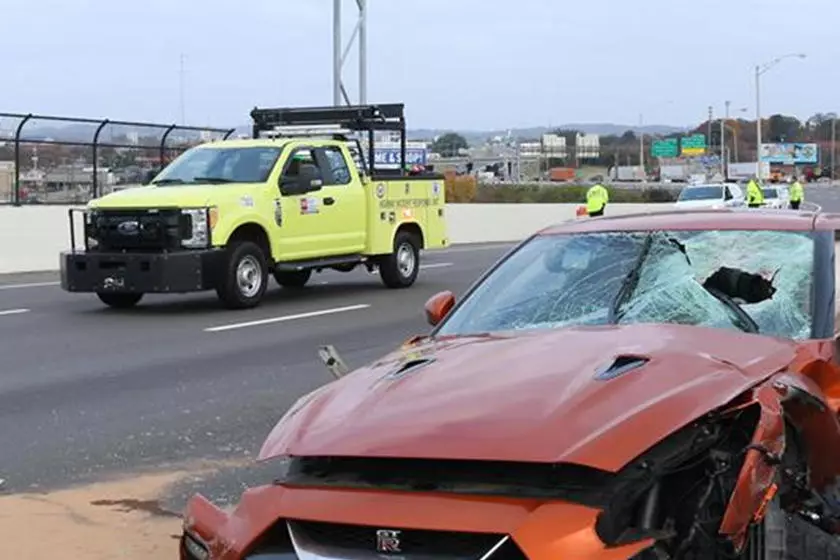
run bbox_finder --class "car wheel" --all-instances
[273,269,312,289]
[96,292,143,309]
[216,241,269,309]
[379,231,420,289]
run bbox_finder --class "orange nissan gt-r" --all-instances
[182,208,840,559]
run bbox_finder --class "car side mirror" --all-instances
[424,290,455,326]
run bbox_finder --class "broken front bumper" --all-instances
[180,485,653,560]
[60,249,226,294]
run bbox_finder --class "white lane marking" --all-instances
[204,304,371,333]
[426,243,514,255]
[420,262,453,270]
[0,308,29,317]
[0,281,59,291]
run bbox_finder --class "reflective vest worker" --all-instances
[789,179,804,210]
[586,184,609,217]
[746,178,764,208]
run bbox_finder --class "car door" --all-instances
[311,145,366,254]
[269,145,331,261]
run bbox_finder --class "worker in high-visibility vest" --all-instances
[746,177,764,208]
[586,183,609,217]
[789,177,804,210]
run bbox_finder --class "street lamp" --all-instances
[754,53,806,180]
[720,102,748,173]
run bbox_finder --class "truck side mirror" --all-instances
[280,164,323,196]
[143,170,158,185]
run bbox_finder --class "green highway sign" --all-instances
[681,134,706,156]
[651,138,679,158]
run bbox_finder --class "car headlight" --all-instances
[85,210,100,249]
[181,207,217,249]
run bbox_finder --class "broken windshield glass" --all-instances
[436,230,814,340]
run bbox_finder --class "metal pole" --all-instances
[332,0,342,105]
[358,0,367,104]
[832,117,836,183]
[755,65,763,181]
[179,54,186,125]
[721,101,729,177]
[638,113,644,172]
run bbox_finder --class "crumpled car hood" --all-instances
[260,324,797,472]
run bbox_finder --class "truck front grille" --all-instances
[88,209,188,251]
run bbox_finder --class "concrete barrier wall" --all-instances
[0,203,672,274]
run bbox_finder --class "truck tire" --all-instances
[96,292,143,309]
[216,241,269,309]
[273,269,311,289]
[379,231,420,289]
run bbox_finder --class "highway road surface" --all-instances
[2,186,839,512]
[0,242,515,509]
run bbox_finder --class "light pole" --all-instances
[754,53,806,181]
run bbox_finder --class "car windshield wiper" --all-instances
[193,176,235,183]
[151,178,187,185]
[702,286,759,333]
[608,233,654,324]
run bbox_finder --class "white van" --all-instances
[674,183,745,209]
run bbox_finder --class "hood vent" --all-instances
[595,355,649,381]
[386,357,436,380]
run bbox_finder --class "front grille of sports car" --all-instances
[87,209,189,251]
[281,456,615,507]
[285,520,527,560]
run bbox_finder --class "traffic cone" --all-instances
[576,205,588,218]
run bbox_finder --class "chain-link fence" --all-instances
[0,113,236,205]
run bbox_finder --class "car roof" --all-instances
[539,208,840,235]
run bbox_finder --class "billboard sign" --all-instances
[759,143,818,164]
[680,134,706,156]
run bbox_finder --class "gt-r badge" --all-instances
[375,529,401,553]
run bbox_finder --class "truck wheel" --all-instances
[379,231,420,289]
[273,269,311,289]
[216,241,268,309]
[96,292,143,309]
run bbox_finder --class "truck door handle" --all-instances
[323,197,336,205]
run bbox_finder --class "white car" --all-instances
[674,183,745,209]
[761,185,790,209]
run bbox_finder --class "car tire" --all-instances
[96,292,143,309]
[273,269,312,289]
[379,230,420,289]
[216,241,269,309]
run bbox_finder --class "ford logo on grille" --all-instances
[117,220,140,235]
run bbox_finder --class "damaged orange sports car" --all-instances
[181,209,840,559]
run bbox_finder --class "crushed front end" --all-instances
[61,207,225,294]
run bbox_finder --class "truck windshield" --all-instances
[435,230,815,341]
[153,146,282,185]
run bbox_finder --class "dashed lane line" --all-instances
[203,303,371,333]
[0,308,30,317]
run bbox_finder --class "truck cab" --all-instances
[60,104,449,309]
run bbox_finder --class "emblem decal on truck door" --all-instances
[300,197,320,215]
[376,183,386,198]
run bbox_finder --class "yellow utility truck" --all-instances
[60,104,449,309]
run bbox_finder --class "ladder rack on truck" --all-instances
[250,103,411,178]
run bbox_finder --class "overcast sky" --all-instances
[1,0,835,130]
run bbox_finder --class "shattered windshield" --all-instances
[436,230,815,340]
[679,186,723,201]
[153,146,282,185]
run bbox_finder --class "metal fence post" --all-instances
[13,114,33,206]
[91,119,109,199]
[159,124,177,170]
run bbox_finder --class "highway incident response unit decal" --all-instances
[300,197,320,215]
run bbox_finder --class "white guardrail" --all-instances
[0,202,761,275]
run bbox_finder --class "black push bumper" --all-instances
[60,249,226,294]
